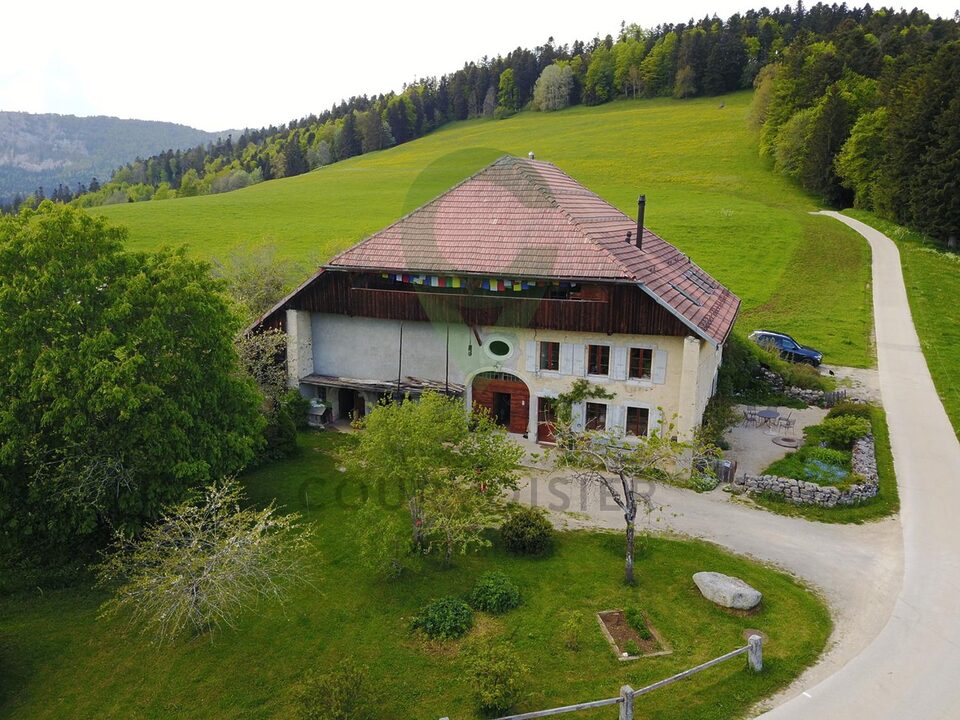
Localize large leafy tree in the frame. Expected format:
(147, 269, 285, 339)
(0, 204, 264, 550)
(344, 392, 522, 563)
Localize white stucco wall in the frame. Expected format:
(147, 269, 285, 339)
(290, 312, 727, 434)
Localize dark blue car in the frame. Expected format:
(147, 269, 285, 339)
(748, 330, 823, 367)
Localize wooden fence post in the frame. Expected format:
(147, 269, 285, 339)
(619, 685, 634, 720)
(748, 635, 763, 672)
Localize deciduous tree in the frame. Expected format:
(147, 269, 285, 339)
(97, 477, 313, 642)
(0, 204, 264, 550)
(344, 392, 522, 562)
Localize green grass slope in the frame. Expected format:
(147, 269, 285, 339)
(95, 91, 872, 367)
(0, 433, 831, 719)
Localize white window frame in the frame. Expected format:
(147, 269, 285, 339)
(585, 342, 612, 379)
(537, 339, 562, 374)
(626, 344, 656, 385)
(484, 334, 515, 361)
(622, 403, 654, 438)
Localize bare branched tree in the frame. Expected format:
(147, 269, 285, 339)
(552, 390, 718, 585)
(96, 477, 315, 643)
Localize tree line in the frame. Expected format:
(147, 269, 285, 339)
(753, 8, 959, 245)
(4, 4, 957, 243)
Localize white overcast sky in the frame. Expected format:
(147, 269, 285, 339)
(3, 0, 958, 131)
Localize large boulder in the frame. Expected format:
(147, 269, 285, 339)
(693, 572, 762, 610)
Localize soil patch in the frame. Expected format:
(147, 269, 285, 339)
(596, 610, 671, 660)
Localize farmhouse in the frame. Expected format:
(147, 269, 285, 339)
(255, 155, 740, 440)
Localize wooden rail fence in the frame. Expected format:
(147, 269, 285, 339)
(440, 635, 763, 720)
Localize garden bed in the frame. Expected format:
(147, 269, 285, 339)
(596, 609, 671, 660)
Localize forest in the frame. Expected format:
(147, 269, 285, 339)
(6, 3, 958, 244)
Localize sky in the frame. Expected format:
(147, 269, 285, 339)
(3, 0, 958, 131)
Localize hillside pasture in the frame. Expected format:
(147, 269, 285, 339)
(95, 92, 873, 367)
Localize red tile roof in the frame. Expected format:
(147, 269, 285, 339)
(327, 156, 739, 345)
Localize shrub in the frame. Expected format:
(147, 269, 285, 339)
(295, 659, 376, 720)
(819, 415, 872, 448)
(500, 505, 554, 556)
(411, 596, 473, 640)
(624, 607, 653, 641)
(560, 612, 583, 651)
(826, 401, 873, 421)
(462, 639, 529, 713)
(624, 639, 641, 656)
(468, 571, 521, 614)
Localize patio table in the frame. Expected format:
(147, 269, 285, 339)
(757, 409, 780, 435)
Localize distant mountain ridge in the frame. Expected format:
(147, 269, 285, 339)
(0, 111, 232, 201)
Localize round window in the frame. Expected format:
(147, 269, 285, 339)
(488, 340, 511, 357)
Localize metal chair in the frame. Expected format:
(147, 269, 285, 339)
(778, 414, 797, 437)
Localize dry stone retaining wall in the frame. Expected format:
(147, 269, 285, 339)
(733, 435, 878, 508)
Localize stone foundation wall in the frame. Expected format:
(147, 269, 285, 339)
(732, 436, 878, 508)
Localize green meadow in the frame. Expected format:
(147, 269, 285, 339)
(0, 433, 830, 719)
(95, 91, 873, 367)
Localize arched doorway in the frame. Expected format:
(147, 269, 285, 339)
(470, 371, 530, 434)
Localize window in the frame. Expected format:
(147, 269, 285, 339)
(629, 348, 653, 380)
(483, 336, 514, 361)
(625, 407, 650, 437)
(488, 340, 511, 357)
(539, 341, 560, 371)
(585, 402, 607, 430)
(587, 345, 609, 375)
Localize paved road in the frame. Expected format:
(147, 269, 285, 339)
(758, 212, 960, 718)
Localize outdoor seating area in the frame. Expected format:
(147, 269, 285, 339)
(725, 404, 829, 477)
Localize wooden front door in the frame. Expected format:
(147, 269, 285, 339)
(471, 372, 530, 435)
(537, 397, 557, 443)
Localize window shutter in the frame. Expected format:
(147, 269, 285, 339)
(525, 340, 537, 372)
(559, 343, 574, 375)
(611, 346, 627, 380)
(650, 408, 663, 435)
(607, 404, 625, 432)
(652, 349, 668, 384)
(572, 344, 586, 377)
(571, 402, 585, 431)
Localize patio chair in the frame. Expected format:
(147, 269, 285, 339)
(743, 407, 759, 427)
(778, 414, 797, 437)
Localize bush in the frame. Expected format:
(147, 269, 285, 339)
(560, 612, 583, 651)
(624, 607, 653, 641)
(826, 401, 873, 421)
(411, 596, 473, 640)
(500, 505, 554, 556)
(468, 571, 521, 614)
(296, 659, 376, 720)
(624, 639, 641, 656)
(819, 415, 872, 448)
(462, 639, 529, 713)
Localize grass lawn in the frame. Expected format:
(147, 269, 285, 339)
(0, 432, 831, 720)
(93, 92, 873, 367)
(751, 406, 899, 524)
(843, 210, 960, 438)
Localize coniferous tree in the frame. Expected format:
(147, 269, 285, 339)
(337, 112, 362, 160)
